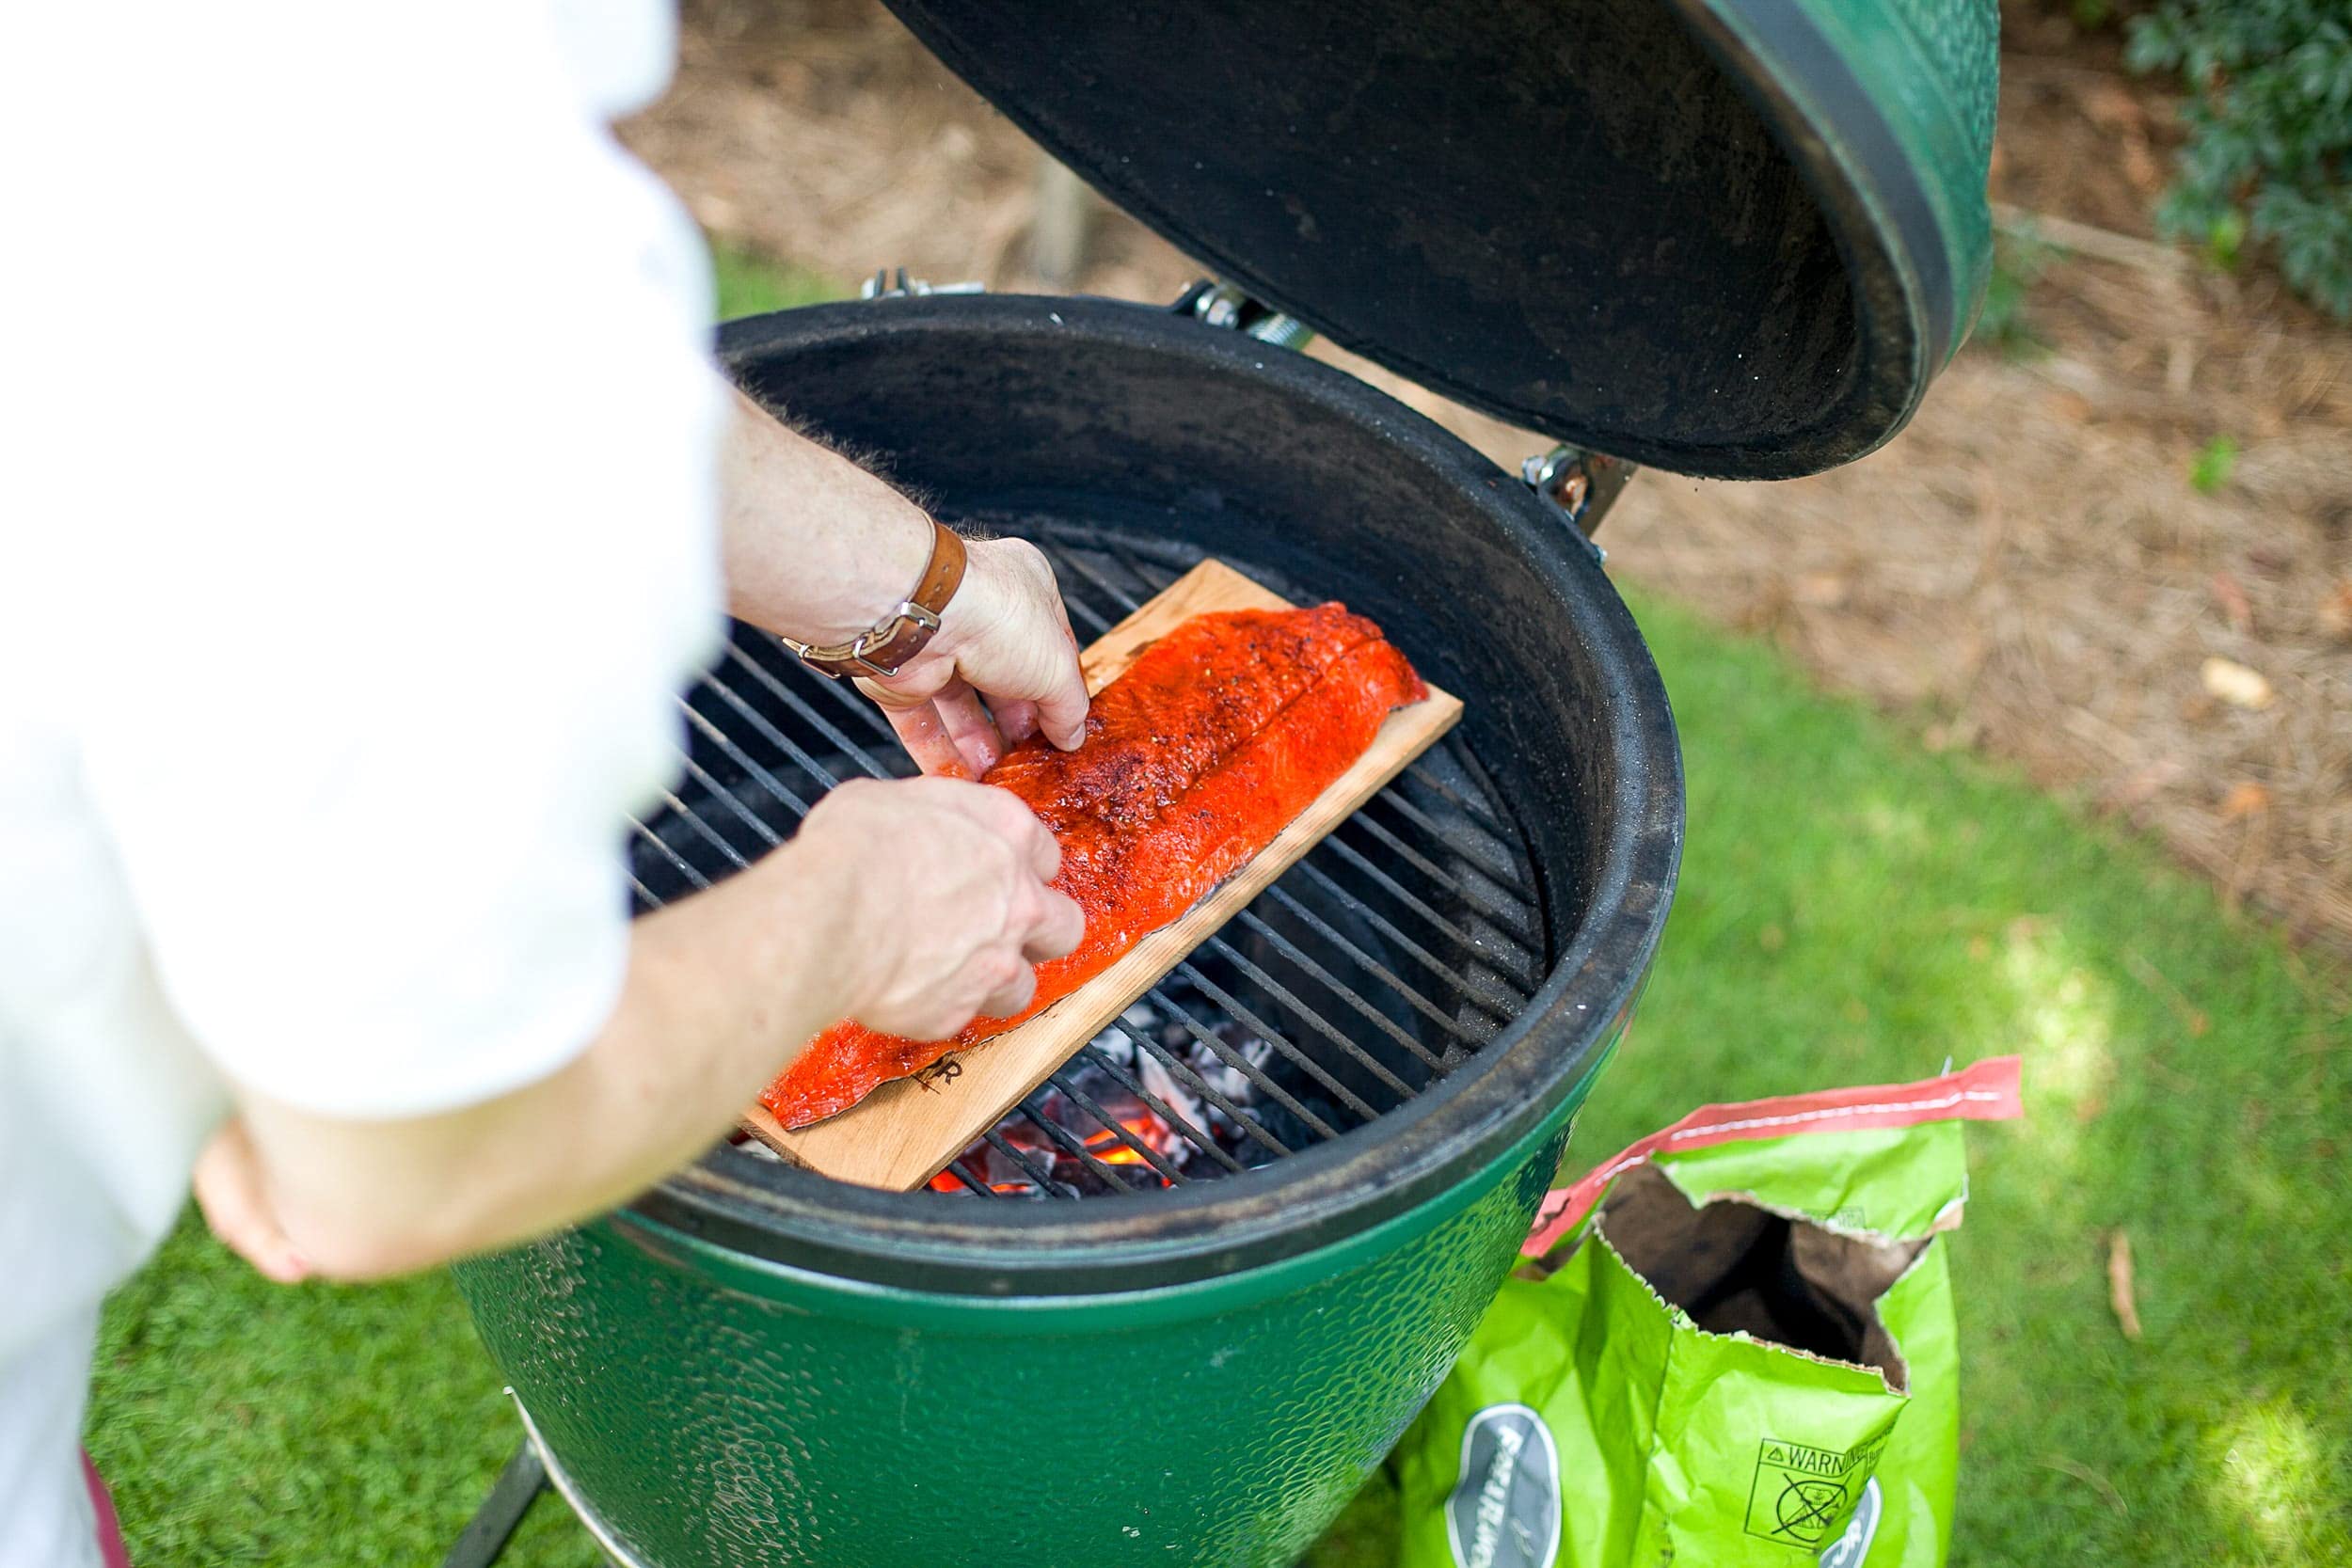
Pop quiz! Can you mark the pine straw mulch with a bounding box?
[624,0,2352,952]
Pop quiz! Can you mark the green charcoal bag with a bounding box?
[1398,1058,2021,1568]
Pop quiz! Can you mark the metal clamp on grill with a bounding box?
[1522,445,1637,561]
[859,266,985,299]
[1177,278,1317,352]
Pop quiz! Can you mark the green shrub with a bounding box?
[2126,0,2352,318]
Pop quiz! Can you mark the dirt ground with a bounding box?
[624,0,2352,951]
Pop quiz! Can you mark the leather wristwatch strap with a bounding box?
[780,518,967,679]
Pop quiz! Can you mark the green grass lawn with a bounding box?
[707,241,841,318]
[86,256,2350,1565]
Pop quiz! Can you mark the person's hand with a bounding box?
[192,1117,311,1283]
[855,536,1088,778]
[712,391,1088,777]
[787,774,1084,1038]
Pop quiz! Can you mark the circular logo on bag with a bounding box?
[1444,1403,1562,1568]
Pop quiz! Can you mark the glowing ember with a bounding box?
[1086,1116,1171,1166]
[920,982,1288,1196]
[926,1089,1183,1195]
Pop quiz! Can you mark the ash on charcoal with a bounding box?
[926,974,1326,1197]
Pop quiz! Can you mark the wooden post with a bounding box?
[1028,153,1092,286]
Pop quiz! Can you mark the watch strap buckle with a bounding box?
[778,520,965,680]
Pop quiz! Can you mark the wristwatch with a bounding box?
[778,518,967,678]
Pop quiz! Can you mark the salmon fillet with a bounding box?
[759,602,1426,1129]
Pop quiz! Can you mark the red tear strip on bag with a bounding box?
[1522,1055,2024,1257]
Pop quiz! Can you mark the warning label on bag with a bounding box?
[1743,1436,1883,1551]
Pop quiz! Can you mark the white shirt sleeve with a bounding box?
[36,2,726,1119]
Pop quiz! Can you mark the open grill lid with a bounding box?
[877,0,1995,481]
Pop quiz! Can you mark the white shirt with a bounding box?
[0,7,724,1563]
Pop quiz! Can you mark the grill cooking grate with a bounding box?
[629,523,1548,1198]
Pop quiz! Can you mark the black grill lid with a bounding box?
[877,0,1994,480]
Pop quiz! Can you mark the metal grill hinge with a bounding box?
[1177,279,1316,352]
[1520,446,1635,563]
[861,267,986,300]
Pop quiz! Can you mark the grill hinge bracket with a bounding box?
[861,267,986,300]
[1521,446,1635,564]
[1173,279,1316,353]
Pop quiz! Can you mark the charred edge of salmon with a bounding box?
[759,610,1425,1130]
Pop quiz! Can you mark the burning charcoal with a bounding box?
[904,900,1426,1196]
[1089,1021,1142,1069]
[1133,1051,1210,1136]
[974,1143,1068,1197]
[1183,1031,1274,1104]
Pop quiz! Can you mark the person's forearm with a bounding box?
[719,385,935,641]
[233,844,843,1279]
[718,384,1091,773]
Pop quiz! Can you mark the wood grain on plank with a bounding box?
[740,559,1464,1190]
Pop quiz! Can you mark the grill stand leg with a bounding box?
[439,1441,548,1568]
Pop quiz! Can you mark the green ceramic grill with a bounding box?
[452,3,1994,1564]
